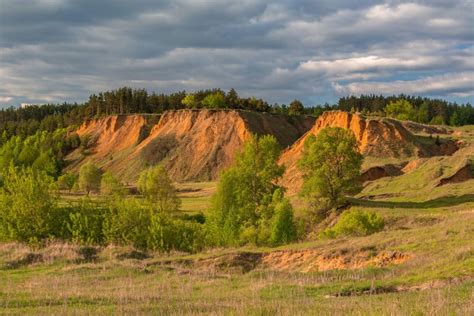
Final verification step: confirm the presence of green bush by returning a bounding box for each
[78,162,101,194]
[102,198,205,253]
[320,209,384,239]
[137,165,180,213]
[65,199,105,245]
[103,199,152,250]
[0,167,59,244]
[148,214,206,253]
[100,171,127,197]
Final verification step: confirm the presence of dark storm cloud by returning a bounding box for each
[0,0,473,107]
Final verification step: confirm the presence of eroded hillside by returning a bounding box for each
[279,111,461,193]
[66,110,314,182]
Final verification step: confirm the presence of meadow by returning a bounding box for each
[1,178,473,315]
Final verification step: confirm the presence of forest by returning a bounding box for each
[1,87,473,139]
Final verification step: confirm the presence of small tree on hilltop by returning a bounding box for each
[202,92,227,109]
[289,99,304,116]
[78,162,102,195]
[181,94,198,109]
[385,99,415,121]
[137,164,180,213]
[298,127,363,219]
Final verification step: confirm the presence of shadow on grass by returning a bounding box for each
[348,194,474,209]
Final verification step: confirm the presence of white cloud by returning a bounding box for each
[333,72,474,96]
[0,96,13,103]
[298,55,440,75]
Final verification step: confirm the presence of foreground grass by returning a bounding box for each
[1,199,473,315]
[0,262,472,315]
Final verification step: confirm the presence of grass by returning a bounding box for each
[176,182,216,214]
[1,196,473,314]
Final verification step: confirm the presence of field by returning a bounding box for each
[1,177,473,314]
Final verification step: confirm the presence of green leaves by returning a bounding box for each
[208,134,295,246]
[0,130,68,178]
[137,164,180,213]
[298,127,363,213]
[0,167,58,243]
[78,162,101,194]
[320,209,385,239]
[385,99,415,121]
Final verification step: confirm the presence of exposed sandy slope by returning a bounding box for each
[65,114,156,180]
[66,110,314,182]
[279,111,459,193]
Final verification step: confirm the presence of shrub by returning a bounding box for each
[78,162,101,194]
[65,199,105,245]
[103,199,151,250]
[101,171,127,197]
[57,173,78,192]
[0,167,58,244]
[320,209,384,239]
[148,214,206,253]
[137,165,180,213]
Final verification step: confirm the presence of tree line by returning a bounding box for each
[2,88,473,141]
[337,95,474,126]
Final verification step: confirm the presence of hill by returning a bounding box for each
[279,111,460,193]
[66,110,314,182]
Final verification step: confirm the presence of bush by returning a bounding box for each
[57,173,78,192]
[320,209,384,239]
[0,167,59,244]
[65,199,105,245]
[102,198,205,253]
[103,199,152,250]
[269,191,297,245]
[78,162,101,194]
[137,165,180,213]
[148,214,206,253]
[101,171,127,197]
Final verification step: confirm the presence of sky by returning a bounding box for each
[0,0,473,108]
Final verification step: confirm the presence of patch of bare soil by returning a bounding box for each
[260,249,409,273]
[402,158,428,173]
[401,121,451,135]
[361,164,403,182]
[437,163,474,186]
[183,248,410,275]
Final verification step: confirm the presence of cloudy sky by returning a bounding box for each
[0,0,473,107]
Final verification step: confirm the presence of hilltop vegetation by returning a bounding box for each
[2,87,473,140]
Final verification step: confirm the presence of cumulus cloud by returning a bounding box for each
[333,72,474,97]
[0,0,473,107]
